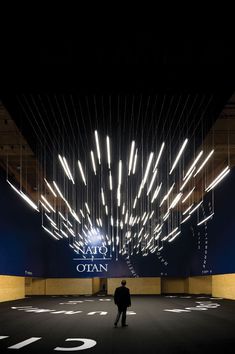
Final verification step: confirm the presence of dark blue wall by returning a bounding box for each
[1,167,235,278]
[0,172,46,277]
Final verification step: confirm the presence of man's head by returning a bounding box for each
[121,280,126,286]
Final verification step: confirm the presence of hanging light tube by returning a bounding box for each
[182,187,195,204]
[70,210,81,224]
[189,201,203,215]
[169,139,188,175]
[128,141,135,175]
[85,202,90,214]
[180,167,196,191]
[169,193,183,209]
[182,204,193,215]
[101,188,105,206]
[94,130,101,165]
[194,149,214,177]
[42,225,59,240]
[149,211,154,219]
[117,187,121,207]
[90,151,96,175]
[60,229,68,238]
[87,214,92,227]
[58,154,70,180]
[58,211,65,220]
[45,213,56,226]
[163,211,170,221]
[54,230,63,239]
[125,210,129,224]
[168,231,181,242]
[52,181,64,199]
[63,157,75,184]
[133,197,137,209]
[7,180,39,211]
[78,160,87,186]
[111,215,114,226]
[143,213,149,226]
[160,183,175,206]
[151,183,162,203]
[109,171,113,190]
[141,211,147,221]
[197,213,214,226]
[138,227,144,238]
[147,169,158,196]
[122,203,125,215]
[106,136,111,169]
[183,151,203,180]
[155,231,162,240]
[142,152,154,185]
[44,178,57,197]
[41,195,55,212]
[132,149,138,174]
[137,184,143,199]
[80,209,85,218]
[105,205,108,215]
[205,166,230,192]
[40,200,51,213]
[153,142,165,171]
[118,160,122,186]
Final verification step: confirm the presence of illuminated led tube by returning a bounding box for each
[118,160,122,186]
[58,154,70,179]
[182,187,195,203]
[109,171,113,190]
[128,141,135,175]
[58,211,66,220]
[40,200,51,213]
[94,130,101,164]
[149,211,154,219]
[60,229,68,238]
[197,213,214,226]
[194,149,214,177]
[52,181,64,199]
[142,152,154,185]
[106,136,111,169]
[42,225,59,240]
[105,205,108,215]
[90,151,96,175]
[151,183,162,203]
[7,180,39,211]
[133,197,137,209]
[183,150,203,180]
[137,184,143,199]
[138,227,144,238]
[147,169,158,196]
[44,178,57,197]
[153,142,165,171]
[180,168,195,191]
[85,202,90,214]
[80,209,85,218]
[132,149,138,174]
[78,160,87,186]
[205,166,230,192]
[168,231,181,242]
[41,195,55,212]
[169,193,183,209]
[63,157,74,184]
[169,139,188,175]
[189,201,203,215]
[182,204,193,215]
[143,213,149,226]
[101,188,105,206]
[155,231,162,240]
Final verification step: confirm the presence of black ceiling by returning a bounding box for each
[1,33,235,93]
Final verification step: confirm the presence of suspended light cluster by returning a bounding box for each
[7,131,230,260]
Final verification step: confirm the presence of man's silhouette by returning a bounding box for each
[114,280,131,327]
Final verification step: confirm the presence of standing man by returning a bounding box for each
[114,280,131,327]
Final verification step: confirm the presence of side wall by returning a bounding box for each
[186,276,212,294]
[45,278,93,295]
[107,277,161,295]
[0,275,25,302]
[212,274,235,300]
[161,278,187,293]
